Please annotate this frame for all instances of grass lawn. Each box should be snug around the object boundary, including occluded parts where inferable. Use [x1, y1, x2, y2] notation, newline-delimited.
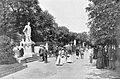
[0, 55, 39, 78]
[0, 63, 27, 78]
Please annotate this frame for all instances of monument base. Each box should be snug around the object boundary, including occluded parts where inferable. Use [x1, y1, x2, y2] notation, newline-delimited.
[17, 43, 35, 63]
[24, 46, 33, 57]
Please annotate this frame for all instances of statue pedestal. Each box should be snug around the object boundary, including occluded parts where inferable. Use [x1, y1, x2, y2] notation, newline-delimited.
[24, 46, 33, 58]
[17, 42, 35, 63]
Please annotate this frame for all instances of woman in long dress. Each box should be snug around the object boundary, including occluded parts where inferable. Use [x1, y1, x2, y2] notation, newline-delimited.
[67, 49, 73, 63]
[96, 46, 104, 69]
[61, 48, 66, 64]
[55, 48, 64, 66]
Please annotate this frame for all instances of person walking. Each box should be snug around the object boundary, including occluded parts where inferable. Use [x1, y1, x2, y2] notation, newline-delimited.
[81, 47, 85, 59]
[55, 46, 59, 60]
[103, 45, 109, 68]
[96, 45, 104, 69]
[56, 47, 64, 66]
[66, 47, 73, 63]
[61, 48, 66, 64]
[19, 45, 24, 57]
[43, 47, 48, 63]
[39, 47, 44, 62]
[89, 46, 93, 63]
[76, 46, 80, 59]
[108, 45, 116, 70]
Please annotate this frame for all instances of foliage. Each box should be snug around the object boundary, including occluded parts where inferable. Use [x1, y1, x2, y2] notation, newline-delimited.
[76, 32, 88, 42]
[0, 35, 17, 64]
[86, 0, 120, 45]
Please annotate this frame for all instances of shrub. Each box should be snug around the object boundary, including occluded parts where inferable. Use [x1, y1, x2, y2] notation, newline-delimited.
[0, 35, 18, 65]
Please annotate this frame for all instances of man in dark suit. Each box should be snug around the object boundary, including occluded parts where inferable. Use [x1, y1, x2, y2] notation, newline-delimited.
[43, 47, 48, 63]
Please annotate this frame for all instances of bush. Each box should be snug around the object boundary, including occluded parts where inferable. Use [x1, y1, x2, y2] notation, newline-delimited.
[0, 35, 18, 65]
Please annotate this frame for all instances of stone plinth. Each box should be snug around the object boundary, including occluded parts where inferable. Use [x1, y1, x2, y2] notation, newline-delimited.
[24, 46, 33, 58]
[17, 42, 35, 63]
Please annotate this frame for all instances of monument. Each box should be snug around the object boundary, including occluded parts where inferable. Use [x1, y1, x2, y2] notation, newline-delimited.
[74, 39, 76, 46]
[23, 22, 32, 43]
[17, 22, 35, 63]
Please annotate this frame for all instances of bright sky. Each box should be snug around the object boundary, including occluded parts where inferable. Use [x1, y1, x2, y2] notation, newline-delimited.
[38, 0, 89, 33]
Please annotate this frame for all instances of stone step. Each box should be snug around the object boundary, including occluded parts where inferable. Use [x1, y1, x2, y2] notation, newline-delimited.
[17, 46, 34, 63]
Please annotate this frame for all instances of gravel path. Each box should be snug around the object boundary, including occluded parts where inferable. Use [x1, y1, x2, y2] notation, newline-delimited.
[1, 53, 120, 79]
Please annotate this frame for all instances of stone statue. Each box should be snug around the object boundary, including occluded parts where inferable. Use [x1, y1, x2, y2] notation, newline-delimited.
[23, 22, 31, 43]
[74, 39, 76, 46]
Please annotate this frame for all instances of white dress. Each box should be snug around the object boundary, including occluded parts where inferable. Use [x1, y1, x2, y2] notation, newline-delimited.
[55, 50, 64, 66]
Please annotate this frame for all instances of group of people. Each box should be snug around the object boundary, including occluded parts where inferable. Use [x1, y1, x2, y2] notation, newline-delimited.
[74, 44, 117, 70]
[54, 44, 94, 66]
[55, 46, 73, 66]
[38, 44, 75, 66]
[76, 46, 85, 59]
[13, 43, 24, 58]
[92, 45, 116, 70]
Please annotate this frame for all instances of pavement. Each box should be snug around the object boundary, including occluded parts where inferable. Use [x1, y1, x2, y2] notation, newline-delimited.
[1, 52, 120, 79]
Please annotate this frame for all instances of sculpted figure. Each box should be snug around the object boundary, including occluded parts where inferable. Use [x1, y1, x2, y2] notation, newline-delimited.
[23, 22, 31, 43]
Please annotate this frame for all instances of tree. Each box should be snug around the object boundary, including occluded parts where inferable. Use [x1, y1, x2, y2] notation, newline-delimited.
[54, 26, 69, 45]
[5, 0, 56, 43]
[33, 10, 56, 42]
[0, 0, 20, 64]
[0, 0, 56, 64]
[86, 0, 120, 45]
[76, 32, 89, 46]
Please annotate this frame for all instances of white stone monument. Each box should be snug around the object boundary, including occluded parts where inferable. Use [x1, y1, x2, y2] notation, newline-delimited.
[17, 22, 34, 63]
[45, 42, 48, 51]
[23, 22, 31, 43]
[74, 39, 76, 46]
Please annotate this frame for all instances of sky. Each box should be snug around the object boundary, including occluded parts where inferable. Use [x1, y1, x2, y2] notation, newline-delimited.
[38, 0, 90, 33]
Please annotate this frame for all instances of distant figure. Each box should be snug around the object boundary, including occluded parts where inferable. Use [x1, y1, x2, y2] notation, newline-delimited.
[89, 46, 93, 63]
[61, 48, 66, 64]
[56, 48, 64, 66]
[76, 46, 80, 59]
[39, 47, 44, 62]
[43, 47, 48, 63]
[13, 45, 20, 58]
[108, 45, 116, 70]
[96, 46, 104, 69]
[23, 22, 31, 43]
[80, 47, 84, 59]
[19, 39, 25, 57]
[19, 45, 24, 57]
[66, 46, 73, 63]
[55, 46, 59, 60]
